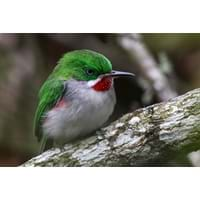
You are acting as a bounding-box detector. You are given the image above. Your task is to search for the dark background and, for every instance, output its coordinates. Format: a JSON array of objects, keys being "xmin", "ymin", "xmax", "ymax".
[{"xmin": 0, "ymin": 33, "xmax": 200, "ymax": 166}]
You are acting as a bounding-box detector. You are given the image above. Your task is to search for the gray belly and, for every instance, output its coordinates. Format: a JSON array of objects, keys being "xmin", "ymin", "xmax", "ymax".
[{"xmin": 43, "ymin": 87, "xmax": 116, "ymax": 143}]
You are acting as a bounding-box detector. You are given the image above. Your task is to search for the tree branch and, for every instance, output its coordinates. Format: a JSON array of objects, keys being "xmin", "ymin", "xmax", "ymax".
[
  {"xmin": 116, "ymin": 33, "xmax": 177, "ymax": 101},
  {"xmin": 22, "ymin": 88, "xmax": 200, "ymax": 166}
]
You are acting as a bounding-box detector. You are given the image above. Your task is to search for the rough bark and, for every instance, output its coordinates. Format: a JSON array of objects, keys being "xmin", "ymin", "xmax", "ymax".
[{"xmin": 22, "ymin": 88, "xmax": 200, "ymax": 166}]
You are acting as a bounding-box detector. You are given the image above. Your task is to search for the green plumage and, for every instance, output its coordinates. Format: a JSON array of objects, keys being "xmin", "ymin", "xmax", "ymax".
[
  {"xmin": 34, "ymin": 79, "xmax": 65, "ymax": 141},
  {"xmin": 34, "ymin": 49, "xmax": 112, "ymax": 146}
]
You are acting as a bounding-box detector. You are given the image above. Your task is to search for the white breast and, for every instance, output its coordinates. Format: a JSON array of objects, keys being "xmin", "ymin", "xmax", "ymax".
[{"xmin": 43, "ymin": 79, "xmax": 116, "ymax": 143}]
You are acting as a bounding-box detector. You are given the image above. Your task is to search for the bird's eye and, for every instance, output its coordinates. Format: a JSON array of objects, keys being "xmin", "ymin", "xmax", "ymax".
[{"xmin": 86, "ymin": 69, "xmax": 95, "ymax": 76}]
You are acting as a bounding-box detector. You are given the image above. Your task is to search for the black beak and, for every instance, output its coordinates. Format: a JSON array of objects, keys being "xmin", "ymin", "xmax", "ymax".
[{"xmin": 104, "ymin": 70, "xmax": 135, "ymax": 78}]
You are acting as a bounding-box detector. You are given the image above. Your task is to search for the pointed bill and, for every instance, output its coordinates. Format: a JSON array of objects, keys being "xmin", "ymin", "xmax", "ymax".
[{"xmin": 103, "ymin": 70, "xmax": 135, "ymax": 78}]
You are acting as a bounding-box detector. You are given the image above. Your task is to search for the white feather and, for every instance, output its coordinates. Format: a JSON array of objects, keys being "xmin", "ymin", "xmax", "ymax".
[{"xmin": 43, "ymin": 79, "xmax": 116, "ymax": 143}]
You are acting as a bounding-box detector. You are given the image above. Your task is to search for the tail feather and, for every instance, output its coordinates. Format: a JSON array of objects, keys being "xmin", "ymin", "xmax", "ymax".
[{"xmin": 39, "ymin": 135, "xmax": 54, "ymax": 154}]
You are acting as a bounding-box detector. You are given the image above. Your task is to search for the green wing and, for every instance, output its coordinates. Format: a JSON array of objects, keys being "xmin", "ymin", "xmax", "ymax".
[{"xmin": 34, "ymin": 79, "xmax": 65, "ymax": 142}]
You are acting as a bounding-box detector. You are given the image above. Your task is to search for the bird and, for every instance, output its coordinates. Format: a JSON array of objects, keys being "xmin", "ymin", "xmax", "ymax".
[{"xmin": 34, "ymin": 49, "xmax": 134, "ymax": 152}]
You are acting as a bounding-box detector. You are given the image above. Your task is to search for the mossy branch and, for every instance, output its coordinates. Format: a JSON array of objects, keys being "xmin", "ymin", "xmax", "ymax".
[{"xmin": 22, "ymin": 88, "xmax": 200, "ymax": 166}]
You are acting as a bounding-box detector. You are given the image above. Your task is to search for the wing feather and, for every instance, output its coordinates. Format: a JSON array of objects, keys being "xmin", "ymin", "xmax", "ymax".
[{"xmin": 34, "ymin": 79, "xmax": 65, "ymax": 141}]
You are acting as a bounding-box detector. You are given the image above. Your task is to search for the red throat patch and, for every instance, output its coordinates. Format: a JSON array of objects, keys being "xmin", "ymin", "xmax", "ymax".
[{"xmin": 92, "ymin": 77, "xmax": 113, "ymax": 92}]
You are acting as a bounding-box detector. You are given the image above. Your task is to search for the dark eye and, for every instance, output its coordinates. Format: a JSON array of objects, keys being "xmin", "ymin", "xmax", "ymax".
[{"xmin": 86, "ymin": 69, "xmax": 95, "ymax": 76}]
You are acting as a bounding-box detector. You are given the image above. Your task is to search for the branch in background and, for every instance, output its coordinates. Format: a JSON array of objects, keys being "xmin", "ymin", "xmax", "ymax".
[
  {"xmin": 116, "ymin": 33, "xmax": 177, "ymax": 102},
  {"xmin": 22, "ymin": 88, "xmax": 200, "ymax": 166}
]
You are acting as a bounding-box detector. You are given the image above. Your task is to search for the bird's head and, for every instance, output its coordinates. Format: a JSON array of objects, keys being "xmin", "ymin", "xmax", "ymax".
[{"xmin": 52, "ymin": 49, "xmax": 134, "ymax": 92}]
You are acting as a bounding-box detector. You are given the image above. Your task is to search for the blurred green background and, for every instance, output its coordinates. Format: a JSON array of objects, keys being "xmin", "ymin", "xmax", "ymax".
[{"xmin": 0, "ymin": 33, "xmax": 200, "ymax": 166}]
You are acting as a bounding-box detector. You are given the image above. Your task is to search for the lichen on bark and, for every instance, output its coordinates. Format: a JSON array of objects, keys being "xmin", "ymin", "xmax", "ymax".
[{"xmin": 22, "ymin": 88, "xmax": 200, "ymax": 167}]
